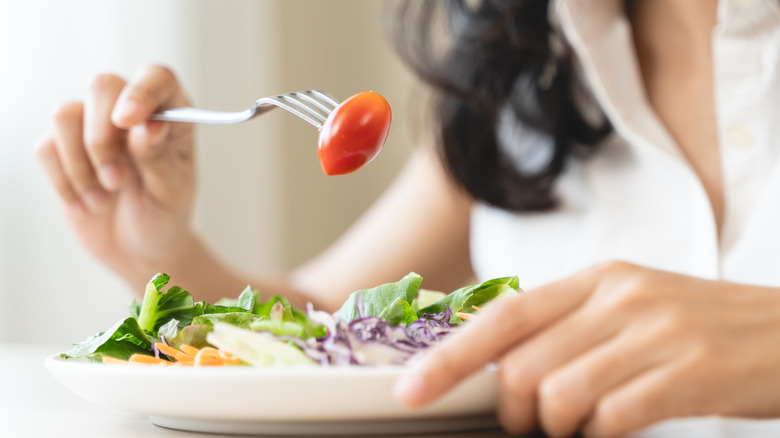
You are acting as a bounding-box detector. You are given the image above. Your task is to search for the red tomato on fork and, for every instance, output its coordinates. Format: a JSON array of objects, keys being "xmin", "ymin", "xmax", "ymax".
[{"xmin": 317, "ymin": 91, "xmax": 392, "ymax": 175}]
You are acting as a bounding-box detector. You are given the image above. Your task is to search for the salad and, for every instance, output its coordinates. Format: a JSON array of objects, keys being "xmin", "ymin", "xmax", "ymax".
[{"xmin": 61, "ymin": 272, "xmax": 521, "ymax": 367}]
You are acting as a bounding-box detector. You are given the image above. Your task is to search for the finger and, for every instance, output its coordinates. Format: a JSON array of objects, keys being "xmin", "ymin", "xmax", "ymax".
[
  {"xmin": 395, "ymin": 267, "xmax": 600, "ymax": 408},
  {"xmin": 36, "ymin": 136, "xmax": 84, "ymax": 212},
  {"xmin": 127, "ymin": 119, "xmax": 193, "ymax": 206},
  {"xmin": 496, "ymin": 360, "xmax": 539, "ymax": 436},
  {"xmin": 537, "ymin": 328, "xmax": 669, "ymax": 438},
  {"xmin": 111, "ymin": 65, "xmax": 188, "ymax": 129},
  {"xmin": 495, "ymin": 306, "xmax": 621, "ymax": 435},
  {"xmin": 84, "ymin": 73, "xmax": 128, "ymax": 191},
  {"xmin": 52, "ymin": 101, "xmax": 110, "ymax": 213},
  {"xmin": 582, "ymin": 359, "xmax": 698, "ymax": 438}
]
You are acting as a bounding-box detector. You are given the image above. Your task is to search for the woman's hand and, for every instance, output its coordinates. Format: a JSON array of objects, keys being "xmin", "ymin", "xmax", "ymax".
[
  {"xmin": 395, "ymin": 261, "xmax": 780, "ymax": 437},
  {"xmin": 37, "ymin": 65, "xmax": 197, "ymax": 286}
]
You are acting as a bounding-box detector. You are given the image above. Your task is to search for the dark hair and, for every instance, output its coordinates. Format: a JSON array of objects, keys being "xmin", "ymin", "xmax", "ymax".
[{"xmin": 388, "ymin": 0, "xmax": 611, "ymax": 211}]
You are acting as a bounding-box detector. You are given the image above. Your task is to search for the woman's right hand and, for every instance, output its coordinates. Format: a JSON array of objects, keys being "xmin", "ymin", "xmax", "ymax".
[{"xmin": 37, "ymin": 65, "xmax": 197, "ymax": 285}]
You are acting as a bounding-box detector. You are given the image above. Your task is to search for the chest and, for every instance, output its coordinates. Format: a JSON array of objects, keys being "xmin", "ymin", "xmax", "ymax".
[
  {"xmin": 634, "ymin": 35, "xmax": 724, "ymax": 231},
  {"xmin": 470, "ymin": 135, "xmax": 780, "ymax": 290}
]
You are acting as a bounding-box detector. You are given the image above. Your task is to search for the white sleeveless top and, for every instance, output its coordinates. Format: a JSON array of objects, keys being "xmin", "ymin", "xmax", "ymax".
[{"xmin": 470, "ymin": 0, "xmax": 780, "ymax": 289}]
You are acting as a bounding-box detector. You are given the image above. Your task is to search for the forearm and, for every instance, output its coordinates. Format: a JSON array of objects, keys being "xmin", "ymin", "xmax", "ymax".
[{"xmin": 117, "ymin": 143, "xmax": 473, "ymax": 314}]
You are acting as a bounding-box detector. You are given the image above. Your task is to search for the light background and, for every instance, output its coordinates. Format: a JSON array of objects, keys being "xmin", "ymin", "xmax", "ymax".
[{"xmin": 0, "ymin": 0, "xmax": 417, "ymax": 345}]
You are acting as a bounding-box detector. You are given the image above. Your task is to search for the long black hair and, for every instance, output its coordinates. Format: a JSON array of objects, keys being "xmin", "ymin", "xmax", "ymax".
[{"xmin": 388, "ymin": 0, "xmax": 611, "ymax": 211}]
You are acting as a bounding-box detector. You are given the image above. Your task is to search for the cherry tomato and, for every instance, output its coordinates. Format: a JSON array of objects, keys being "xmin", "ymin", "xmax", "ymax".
[{"xmin": 318, "ymin": 91, "xmax": 391, "ymax": 175}]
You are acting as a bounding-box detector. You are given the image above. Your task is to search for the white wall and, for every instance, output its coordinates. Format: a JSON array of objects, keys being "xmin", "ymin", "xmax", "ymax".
[
  {"xmin": 273, "ymin": 0, "xmax": 418, "ymax": 266},
  {"xmin": 0, "ymin": 0, "xmax": 415, "ymax": 345}
]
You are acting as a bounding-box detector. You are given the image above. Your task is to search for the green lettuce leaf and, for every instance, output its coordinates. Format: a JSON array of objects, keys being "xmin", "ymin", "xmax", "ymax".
[
  {"xmin": 417, "ymin": 276, "xmax": 521, "ymax": 324},
  {"xmin": 335, "ymin": 272, "xmax": 423, "ymax": 324},
  {"xmin": 401, "ymin": 300, "xmax": 419, "ymax": 325},
  {"xmin": 168, "ymin": 324, "xmax": 213, "ymax": 350},
  {"xmin": 252, "ymin": 295, "xmax": 288, "ymax": 318},
  {"xmin": 376, "ymin": 297, "xmax": 406, "ymax": 326},
  {"xmin": 249, "ymin": 320, "xmax": 309, "ymax": 338},
  {"xmin": 207, "ymin": 323, "xmax": 315, "ymax": 367},
  {"xmin": 192, "ymin": 312, "xmax": 265, "ymax": 329},
  {"xmin": 157, "ymin": 318, "xmax": 179, "ymax": 341},
  {"xmin": 214, "ymin": 286, "xmax": 258, "ymax": 312},
  {"xmin": 411, "ymin": 289, "xmax": 446, "ymax": 312},
  {"xmin": 252, "ymin": 296, "xmax": 326, "ymax": 338}
]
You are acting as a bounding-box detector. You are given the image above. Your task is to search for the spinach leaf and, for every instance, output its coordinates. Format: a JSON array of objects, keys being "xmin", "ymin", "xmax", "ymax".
[
  {"xmin": 137, "ymin": 273, "xmax": 197, "ymax": 333},
  {"xmin": 61, "ymin": 317, "xmax": 152, "ymax": 361},
  {"xmin": 137, "ymin": 274, "xmax": 259, "ymax": 335}
]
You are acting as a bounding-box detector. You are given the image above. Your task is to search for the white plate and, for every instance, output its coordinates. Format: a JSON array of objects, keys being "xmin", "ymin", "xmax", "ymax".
[{"xmin": 45, "ymin": 355, "xmax": 498, "ymax": 435}]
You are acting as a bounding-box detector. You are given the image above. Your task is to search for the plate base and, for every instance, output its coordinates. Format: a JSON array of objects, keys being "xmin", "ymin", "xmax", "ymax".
[{"xmin": 150, "ymin": 414, "xmax": 500, "ymax": 436}]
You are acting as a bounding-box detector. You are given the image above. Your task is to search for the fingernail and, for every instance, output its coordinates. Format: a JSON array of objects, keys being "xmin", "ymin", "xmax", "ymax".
[
  {"xmin": 97, "ymin": 164, "xmax": 124, "ymax": 191},
  {"xmin": 394, "ymin": 372, "xmax": 428, "ymax": 407},
  {"xmin": 112, "ymin": 99, "xmax": 142, "ymax": 125},
  {"xmin": 82, "ymin": 189, "xmax": 109, "ymax": 213}
]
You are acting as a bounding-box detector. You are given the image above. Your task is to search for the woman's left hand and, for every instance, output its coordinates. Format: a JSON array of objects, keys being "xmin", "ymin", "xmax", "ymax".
[{"xmin": 394, "ymin": 261, "xmax": 780, "ymax": 437}]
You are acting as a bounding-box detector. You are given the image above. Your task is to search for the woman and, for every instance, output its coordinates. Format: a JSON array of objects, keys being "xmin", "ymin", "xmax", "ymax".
[{"xmin": 36, "ymin": 0, "xmax": 780, "ymax": 436}]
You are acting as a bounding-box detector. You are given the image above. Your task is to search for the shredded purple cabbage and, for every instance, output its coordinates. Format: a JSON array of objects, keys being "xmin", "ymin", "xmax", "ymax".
[
  {"xmin": 153, "ymin": 334, "xmax": 171, "ymax": 359},
  {"xmin": 263, "ymin": 304, "xmax": 457, "ymax": 366}
]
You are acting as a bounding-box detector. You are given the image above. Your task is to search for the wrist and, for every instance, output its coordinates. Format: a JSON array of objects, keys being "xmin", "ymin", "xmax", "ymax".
[{"xmin": 119, "ymin": 231, "xmax": 202, "ymax": 294}]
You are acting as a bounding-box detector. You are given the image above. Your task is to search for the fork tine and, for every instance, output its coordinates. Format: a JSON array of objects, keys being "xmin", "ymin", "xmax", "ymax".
[
  {"xmin": 277, "ymin": 94, "xmax": 330, "ymax": 124},
  {"xmin": 261, "ymin": 95, "xmax": 325, "ymax": 128},
  {"xmin": 307, "ymin": 90, "xmax": 340, "ymax": 109},
  {"xmin": 295, "ymin": 92, "xmax": 335, "ymax": 114},
  {"xmin": 283, "ymin": 94, "xmax": 330, "ymax": 120}
]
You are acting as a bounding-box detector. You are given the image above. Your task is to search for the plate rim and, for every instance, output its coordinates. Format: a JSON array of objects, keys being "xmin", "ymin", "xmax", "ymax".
[{"xmin": 45, "ymin": 352, "xmax": 498, "ymax": 430}]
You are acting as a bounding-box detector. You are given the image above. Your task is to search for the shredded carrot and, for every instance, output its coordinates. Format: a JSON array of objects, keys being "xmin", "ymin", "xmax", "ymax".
[
  {"xmin": 155, "ymin": 342, "xmax": 181, "ymax": 357},
  {"xmin": 455, "ymin": 305, "xmax": 484, "ymax": 321},
  {"xmin": 194, "ymin": 347, "xmax": 221, "ymax": 366},
  {"xmin": 128, "ymin": 354, "xmax": 172, "ymax": 365},
  {"xmin": 456, "ymin": 312, "xmax": 477, "ymax": 321},
  {"xmin": 101, "ymin": 342, "xmax": 241, "ymax": 367},
  {"xmin": 179, "ymin": 344, "xmax": 200, "ymax": 357},
  {"xmin": 218, "ymin": 348, "xmax": 242, "ymax": 364},
  {"xmin": 155, "ymin": 342, "xmax": 195, "ymax": 362}
]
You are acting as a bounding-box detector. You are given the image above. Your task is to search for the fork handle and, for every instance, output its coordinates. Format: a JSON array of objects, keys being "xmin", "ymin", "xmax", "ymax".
[{"xmin": 149, "ymin": 107, "xmax": 257, "ymax": 124}]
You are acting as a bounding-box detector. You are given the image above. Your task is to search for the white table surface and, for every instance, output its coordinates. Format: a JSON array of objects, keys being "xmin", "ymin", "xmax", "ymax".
[{"xmin": 4, "ymin": 342, "xmax": 780, "ymax": 438}]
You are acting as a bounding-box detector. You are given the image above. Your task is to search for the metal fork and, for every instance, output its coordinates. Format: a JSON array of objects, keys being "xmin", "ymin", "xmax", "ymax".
[{"xmin": 149, "ymin": 90, "xmax": 340, "ymax": 129}]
